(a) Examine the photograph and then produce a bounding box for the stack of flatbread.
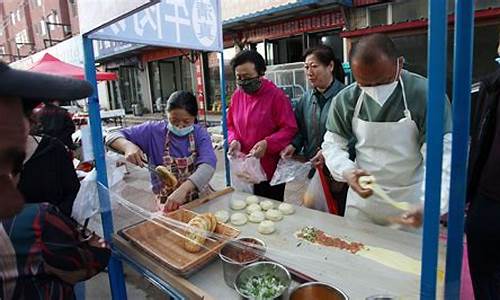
[184,213,217,253]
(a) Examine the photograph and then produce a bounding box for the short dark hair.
[230,50,267,76]
[303,45,345,82]
[349,33,398,65]
[167,91,198,117]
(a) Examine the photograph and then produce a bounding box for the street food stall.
[80,0,475,299]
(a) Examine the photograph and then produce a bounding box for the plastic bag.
[303,170,328,212]
[71,152,127,223]
[229,153,267,193]
[270,158,311,186]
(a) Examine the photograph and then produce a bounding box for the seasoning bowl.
[290,282,348,300]
[234,261,291,300]
[219,237,266,289]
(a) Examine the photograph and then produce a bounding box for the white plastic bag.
[270,158,311,186]
[71,152,127,223]
[229,153,267,193]
[303,170,328,212]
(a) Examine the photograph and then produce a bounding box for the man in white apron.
[322,34,452,231]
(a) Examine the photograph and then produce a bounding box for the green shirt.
[292,80,345,159]
[326,70,452,146]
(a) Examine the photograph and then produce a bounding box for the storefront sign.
[89,0,223,52]
[94,40,145,60]
[241,11,344,42]
[78,0,160,34]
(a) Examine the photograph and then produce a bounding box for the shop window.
[368,5,388,27]
[107,66,143,114]
[267,35,304,65]
[392,0,428,23]
[205,51,236,112]
[308,31,344,62]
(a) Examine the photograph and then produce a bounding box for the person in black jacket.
[466,47,500,299]
[35,100,76,150]
[17,111,80,217]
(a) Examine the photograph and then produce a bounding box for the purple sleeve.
[120,121,158,154]
[194,126,217,169]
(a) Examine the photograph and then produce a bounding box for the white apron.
[345,79,424,227]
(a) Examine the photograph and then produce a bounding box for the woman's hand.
[123,144,146,167]
[249,140,268,159]
[228,140,241,156]
[280,144,295,159]
[310,150,325,167]
[164,180,195,212]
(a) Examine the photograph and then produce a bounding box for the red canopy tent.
[29,53,117,81]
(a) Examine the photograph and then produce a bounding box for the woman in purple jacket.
[107,91,217,212]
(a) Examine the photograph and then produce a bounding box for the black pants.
[254,181,286,202]
[466,192,500,300]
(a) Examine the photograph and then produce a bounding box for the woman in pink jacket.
[227,50,298,201]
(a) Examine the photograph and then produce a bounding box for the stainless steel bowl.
[219,237,266,289]
[289,282,348,300]
[234,261,291,300]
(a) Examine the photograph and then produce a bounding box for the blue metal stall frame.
[79,0,475,298]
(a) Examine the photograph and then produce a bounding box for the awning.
[223,0,352,29]
[29,53,117,81]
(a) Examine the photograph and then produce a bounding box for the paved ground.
[84,146,308,299]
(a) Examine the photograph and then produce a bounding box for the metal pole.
[219,51,231,186]
[82,36,128,300]
[444,0,474,298]
[421,0,448,298]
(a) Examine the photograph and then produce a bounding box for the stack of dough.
[184,213,217,253]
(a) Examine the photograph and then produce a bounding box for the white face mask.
[359,59,401,106]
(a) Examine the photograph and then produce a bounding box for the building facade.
[0,0,78,63]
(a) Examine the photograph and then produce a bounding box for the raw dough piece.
[214,210,229,223]
[265,209,283,221]
[249,211,265,223]
[246,195,260,205]
[258,220,276,234]
[260,200,274,211]
[246,203,262,215]
[230,213,248,226]
[278,203,295,215]
[231,199,246,210]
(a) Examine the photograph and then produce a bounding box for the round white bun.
[231,199,247,210]
[249,211,265,223]
[265,209,283,222]
[258,220,276,234]
[246,203,262,215]
[230,213,248,226]
[214,210,229,223]
[245,195,260,205]
[260,200,274,211]
[278,203,295,215]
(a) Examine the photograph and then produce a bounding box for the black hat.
[0,61,93,104]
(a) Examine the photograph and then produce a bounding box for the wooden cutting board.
[120,209,239,276]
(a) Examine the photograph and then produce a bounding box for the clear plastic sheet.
[79,160,444,299]
[270,158,311,186]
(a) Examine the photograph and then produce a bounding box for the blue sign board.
[94,40,145,60]
[89,0,222,52]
